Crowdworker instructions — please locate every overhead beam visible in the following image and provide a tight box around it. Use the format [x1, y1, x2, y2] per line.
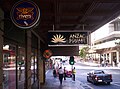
[40, 20, 101, 25]
[75, 1, 100, 29]
[39, 0, 92, 3]
[41, 11, 111, 16]
[39, 0, 120, 3]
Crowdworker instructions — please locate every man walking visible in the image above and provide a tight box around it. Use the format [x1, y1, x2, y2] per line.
[58, 67, 64, 85]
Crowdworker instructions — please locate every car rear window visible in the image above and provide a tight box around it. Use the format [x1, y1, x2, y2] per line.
[94, 70, 104, 74]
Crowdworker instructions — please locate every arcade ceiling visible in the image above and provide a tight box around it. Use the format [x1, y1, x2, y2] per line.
[1, 0, 120, 55]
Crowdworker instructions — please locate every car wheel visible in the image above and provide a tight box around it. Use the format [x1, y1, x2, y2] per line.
[107, 82, 110, 85]
[87, 76, 90, 82]
[93, 81, 97, 85]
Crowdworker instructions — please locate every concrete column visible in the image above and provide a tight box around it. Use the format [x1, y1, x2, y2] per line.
[106, 54, 108, 60]
[39, 42, 45, 84]
[39, 58, 45, 84]
[0, 8, 4, 89]
[116, 51, 119, 63]
[103, 54, 105, 63]
[98, 54, 100, 63]
[109, 52, 112, 65]
[0, 29, 3, 89]
[88, 32, 91, 45]
[25, 30, 32, 89]
[38, 39, 41, 88]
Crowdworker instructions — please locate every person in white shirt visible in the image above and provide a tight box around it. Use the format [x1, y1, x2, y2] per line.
[58, 67, 64, 85]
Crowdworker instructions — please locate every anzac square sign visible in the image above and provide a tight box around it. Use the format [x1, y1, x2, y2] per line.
[48, 32, 88, 46]
[11, 0, 40, 29]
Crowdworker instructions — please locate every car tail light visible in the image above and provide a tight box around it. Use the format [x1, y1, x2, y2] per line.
[95, 76, 98, 80]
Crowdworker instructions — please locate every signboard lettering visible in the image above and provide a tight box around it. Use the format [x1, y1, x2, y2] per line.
[69, 33, 86, 44]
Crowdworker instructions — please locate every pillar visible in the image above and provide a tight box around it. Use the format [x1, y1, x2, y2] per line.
[116, 51, 119, 64]
[0, 28, 3, 89]
[25, 30, 32, 89]
[39, 58, 45, 84]
[39, 41, 45, 84]
[38, 39, 42, 87]
[0, 8, 4, 89]
[109, 52, 112, 65]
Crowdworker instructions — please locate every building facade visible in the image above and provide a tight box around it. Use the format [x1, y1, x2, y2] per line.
[91, 17, 120, 66]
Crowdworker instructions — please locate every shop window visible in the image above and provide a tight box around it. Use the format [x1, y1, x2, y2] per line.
[3, 45, 25, 89]
[3, 45, 16, 89]
[17, 47, 25, 89]
[31, 49, 38, 85]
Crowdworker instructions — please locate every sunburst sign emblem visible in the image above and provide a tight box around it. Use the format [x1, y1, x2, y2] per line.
[51, 34, 66, 43]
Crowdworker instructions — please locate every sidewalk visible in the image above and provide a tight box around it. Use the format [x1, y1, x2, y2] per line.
[40, 70, 83, 89]
[81, 61, 100, 67]
[79, 61, 120, 69]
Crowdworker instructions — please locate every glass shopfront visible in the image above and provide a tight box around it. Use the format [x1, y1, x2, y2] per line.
[17, 47, 25, 89]
[3, 44, 25, 89]
[31, 49, 38, 85]
[2, 24, 39, 89]
[3, 44, 16, 89]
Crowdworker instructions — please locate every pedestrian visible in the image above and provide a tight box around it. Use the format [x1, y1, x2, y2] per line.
[63, 67, 67, 80]
[58, 67, 64, 85]
[18, 65, 22, 81]
[113, 58, 117, 66]
[101, 60, 104, 67]
[105, 60, 109, 67]
[53, 68, 57, 77]
[72, 67, 76, 81]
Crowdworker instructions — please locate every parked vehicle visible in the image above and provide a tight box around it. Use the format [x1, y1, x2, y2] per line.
[87, 70, 112, 85]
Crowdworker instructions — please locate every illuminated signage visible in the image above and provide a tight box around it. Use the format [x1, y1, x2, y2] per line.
[48, 32, 88, 46]
[11, 0, 40, 29]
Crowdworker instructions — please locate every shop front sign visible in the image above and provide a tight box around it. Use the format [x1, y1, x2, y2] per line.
[11, 0, 40, 29]
[48, 32, 88, 46]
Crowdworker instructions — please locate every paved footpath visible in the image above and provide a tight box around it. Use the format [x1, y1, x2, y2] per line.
[40, 70, 84, 89]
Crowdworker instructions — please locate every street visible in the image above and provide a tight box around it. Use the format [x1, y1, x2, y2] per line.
[75, 62, 120, 89]
[3, 62, 120, 89]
